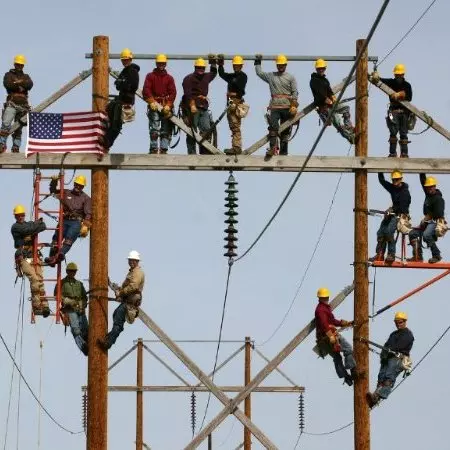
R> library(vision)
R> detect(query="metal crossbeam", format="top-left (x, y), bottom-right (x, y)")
top-left (82, 386), bottom-right (304, 393)
top-left (4, 154), bottom-right (450, 173)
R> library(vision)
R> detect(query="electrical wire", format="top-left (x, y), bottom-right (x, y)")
top-left (15, 284), bottom-right (26, 450)
top-left (198, 262), bottom-right (233, 431)
top-left (257, 144), bottom-right (352, 346)
top-left (293, 431), bottom-right (303, 449)
top-left (235, 0), bottom-right (391, 263)
top-left (303, 422), bottom-right (353, 436)
top-left (376, 0), bottom-right (439, 68)
top-left (217, 417), bottom-right (237, 448)
top-left (0, 331), bottom-right (84, 435)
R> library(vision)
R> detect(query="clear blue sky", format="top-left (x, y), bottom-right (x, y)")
top-left (1, 0), bottom-right (449, 449)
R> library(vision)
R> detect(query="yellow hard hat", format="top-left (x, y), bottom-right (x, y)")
top-left (120, 48), bottom-right (133, 60)
top-left (394, 311), bottom-right (408, 321)
top-left (391, 170), bottom-right (403, 180)
top-left (315, 58), bottom-right (327, 69)
top-left (14, 54), bottom-right (26, 65)
top-left (156, 53), bottom-right (167, 63)
top-left (276, 54), bottom-right (288, 65)
top-left (424, 176), bottom-right (437, 187)
top-left (13, 204), bottom-right (26, 215)
top-left (232, 55), bottom-right (244, 65)
top-left (74, 175), bottom-right (87, 186)
top-left (393, 64), bottom-right (406, 75)
top-left (317, 287), bottom-right (330, 298)
top-left (66, 262), bottom-right (78, 271)
top-left (194, 58), bottom-right (207, 68)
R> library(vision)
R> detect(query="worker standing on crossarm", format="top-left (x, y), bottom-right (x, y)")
top-left (181, 56), bottom-right (217, 154)
top-left (370, 64), bottom-right (413, 158)
top-left (101, 48), bottom-right (140, 150)
top-left (0, 55), bottom-right (33, 153)
top-left (255, 54), bottom-right (298, 156)
top-left (310, 59), bottom-right (355, 144)
top-left (366, 312), bottom-right (414, 408)
top-left (142, 54), bottom-right (177, 154)
top-left (408, 174), bottom-right (447, 263)
top-left (217, 54), bottom-right (248, 155)
top-left (98, 251), bottom-right (145, 350)
top-left (45, 175), bottom-right (92, 266)
top-left (369, 171), bottom-right (411, 263)
top-left (314, 287), bottom-right (355, 386)
top-left (11, 205), bottom-right (50, 317)
top-left (58, 262), bottom-right (89, 356)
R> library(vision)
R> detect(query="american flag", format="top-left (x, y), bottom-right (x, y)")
top-left (26, 111), bottom-right (107, 157)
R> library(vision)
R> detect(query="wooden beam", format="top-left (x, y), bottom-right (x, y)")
top-left (4, 153), bottom-right (450, 173)
top-left (244, 76), bottom-right (356, 155)
top-left (82, 386), bottom-right (305, 393)
top-left (370, 77), bottom-right (450, 141)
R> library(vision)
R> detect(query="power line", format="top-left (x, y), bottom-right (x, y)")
top-left (293, 431), bottom-right (303, 449)
top-left (236, 0), bottom-right (390, 263)
top-left (377, 0), bottom-right (439, 67)
top-left (0, 331), bottom-right (83, 435)
top-left (257, 144), bottom-right (352, 346)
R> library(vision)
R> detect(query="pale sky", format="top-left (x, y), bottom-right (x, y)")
top-left (1, 1), bottom-right (449, 449)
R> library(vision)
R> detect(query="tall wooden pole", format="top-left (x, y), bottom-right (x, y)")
top-left (244, 337), bottom-right (252, 450)
top-left (87, 35), bottom-right (109, 450)
top-left (354, 38), bottom-right (370, 450)
top-left (136, 339), bottom-right (144, 450)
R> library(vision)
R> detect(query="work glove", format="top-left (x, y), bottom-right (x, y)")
top-left (208, 53), bottom-right (217, 65)
top-left (189, 100), bottom-right (198, 114)
top-left (340, 320), bottom-right (354, 328)
top-left (149, 101), bottom-right (159, 111)
top-left (162, 105), bottom-right (172, 118)
top-left (217, 54), bottom-right (225, 66)
top-left (79, 219), bottom-right (91, 238)
top-left (254, 54), bottom-right (263, 66)
top-left (289, 105), bottom-right (297, 117)
top-left (370, 71), bottom-right (380, 83)
top-left (326, 330), bottom-right (337, 345)
top-left (389, 90), bottom-right (406, 102)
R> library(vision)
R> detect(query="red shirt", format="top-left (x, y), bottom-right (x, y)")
top-left (142, 69), bottom-right (177, 107)
top-left (315, 301), bottom-right (343, 339)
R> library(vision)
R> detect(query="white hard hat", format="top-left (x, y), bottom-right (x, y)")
top-left (128, 250), bottom-right (140, 260)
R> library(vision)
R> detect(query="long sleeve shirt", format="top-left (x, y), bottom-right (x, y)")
top-left (309, 72), bottom-right (333, 107)
top-left (420, 173), bottom-right (445, 219)
top-left (382, 328), bottom-right (414, 358)
top-left (381, 77), bottom-right (412, 112)
top-left (142, 69), bottom-right (177, 107)
top-left (121, 266), bottom-right (145, 297)
top-left (182, 68), bottom-right (217, 109)
top-left (378, 173), bottom-right (411, 215)
top-left (3, 69), bottom-right (33, 105)
top-left (11, 220), bottom-right (46, 257)
top-left (315, 302), bottom-right (343, 339)
top-left (50, 183), bottom-right (92, 221)
top-left (255, 65), bottom-right (298, 109)
top-left (114, 63), bottom-right (140, 105)
top-left (57, 276), bottom-right (88, 301)
top-left (218, 66), bottom-right (247, 98)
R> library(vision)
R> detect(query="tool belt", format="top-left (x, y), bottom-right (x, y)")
top-left (64, 213), bottom-right (83, 221)
top-left (121, 103), bottom-right (135, 123)
top-left (397, 213), bottom-right (412, 234)
top-left (122, 292), bottom-right (142, 324)
top-left (435, 218), bottom-right (448, 238)
top-left (62, 296), bottom-right (86, 314)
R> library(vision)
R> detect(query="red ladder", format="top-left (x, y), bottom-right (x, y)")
top-left (31, 169), bottom-right (65, 323)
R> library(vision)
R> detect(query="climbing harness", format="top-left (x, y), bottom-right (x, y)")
top-left (198, 101), bottom-right (230, 145)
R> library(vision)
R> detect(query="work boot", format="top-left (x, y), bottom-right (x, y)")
top-left (224, 147), bottom-right (242, 155)
top-left (399, 139), bottom-right (409, 158)
top-left (400, 152), bottom-right (409, 158)
top-left (81, 343), bottom-right (89, 356)
top-left (344, 373), bottom-right (353, 386)
top-left (97, 337), bottom-right (111, 351)
top-left (148, 148), bottom-right (158, 154)
top-left (266, 146), bottom-right (279, 157)
top-left (279, 142), bottom-right (288, 155)
top-left (42, 306), bottom-right (50, 318)
top-left (369, 239), bottom-right (386, 262)
top-left (44, 256), bottom-right (57, 267)
top-left (366, 392), bottom-right (380, 408)
top-left (11, 146), bottom-right (20, 153)
top-left (0, 143), bottom-right (6, 154)
top-left (429, 255), bottom-right (442, 264)
top-left (385, 253), bottom-right (395, 263)
top-left (56, 253), bottom-right (65, 263)
top-left (407, 240), bottom-right (423, 262)
top-left (159, 148), bottom-right (168, 154)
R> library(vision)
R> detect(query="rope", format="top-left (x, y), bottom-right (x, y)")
top-left (409, 110), bottom-right (434, 135)
top-left (198, 261), bottom-right (233, 431)
top-left (236, 0), bottom-right (390, 262)
top-left (0, 331), bottom-right (84, 435)
top-left (376, 0), bottom-right (439, 68)
top-left (15, 286), bottom-right (26, 450)
top-left (257, 143), bottom-right (352, 346)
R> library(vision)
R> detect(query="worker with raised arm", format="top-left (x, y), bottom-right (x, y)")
top-left (310, 59), bottom-right (355, 144)
top-left (408, 174), bottom-right (447, 263)
top-left (367, 311), bottom-right (414, 408)
top-left (217, 54), bottom-right (248, 155)
top-left (11, 205), bottom-right (50, 317)
top-left (371, 64), bottom-right (413, 158)
top-left (45, 175), bottom-right (92, 266)
top-left (58, 262), bottom-right (89, 356)
top-left (98, 251), bottom-right (145, 350)
top-left (255, 54), bottom-right (298, 156)
top-left (369, 170), bottom-right (411, 263)
top-left (0, 55), bottom-right (33, 153)
top-left (314, 287), bottom-right (355, 386)
top-left (142, 54), bottom-right (177, 154)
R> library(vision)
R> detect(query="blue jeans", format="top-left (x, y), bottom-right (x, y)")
top-left (318, 103), bottom-right (354, 143)
top-left (377, 215), bottom-right (398, 254)
top-left (321, 335), bottom-right (356, 379)
top-left (51, 219), bottom-right (81, 256)
top-left (67, 311), bottom-right (89, 352)
top-left (185, 109), bottom-right (212, 154)
top-left (106, 303), bottom-right (127, 347)
top-left (375, 357), bottom-right (404, 399)
top-left (409, 221), bottom-right (439, 258)
top-left (0, 104), bottom-right (24, 148)
top-left (148, 110), bottom-right (172, 151)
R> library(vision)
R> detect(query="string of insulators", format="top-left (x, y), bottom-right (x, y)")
top-left (82, 392), bottom-right (88, 433)
top-left (190, 391), bottom-right (197, 437)
top-left (298, 392), bottom-right (305, 433)
top-left (224, 171), bottom-right (238, 259)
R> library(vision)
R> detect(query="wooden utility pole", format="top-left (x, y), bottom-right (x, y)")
top-left (244, 337), bottom-right (252, 450)
top-left (354, 38), bottom-right (370, 450)
top-left (87, 35), bottom-right (109, 450)
top-left (136, 339), bottom-right (144, 450)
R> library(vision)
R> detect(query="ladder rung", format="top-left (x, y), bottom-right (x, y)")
top-left (39, 210), bottom-right (60, 214)
top-left (46, 227), bottom-right (58, 230)
top-left (42, 279), bottom-right (58, 282)
top-left (41, 176), bottom-right (61, 180)
top-left (39, 193), bottom-right (51, 196)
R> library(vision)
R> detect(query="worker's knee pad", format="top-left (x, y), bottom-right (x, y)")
top-left (399, 139), bottom-right (409, 145)
top-left (382, 380), bottom-right (393, 387)
top-left (389, 136), bottom-right (398, 144)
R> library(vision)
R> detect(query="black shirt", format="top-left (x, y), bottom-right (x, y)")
top-left (420, 174), bottom-right (445, 219)
top-left (115, 63), bottom-right (140, 105)
top-left (218, 66), bottom-right (247, 98)
top-left (383, 327), bottom-right (414, 357)
top-left (381, 77), bottom-right (412, 112)
top-left (378, 173), bottom-right (411, 215)
top-left (310, 72), bottom-right (333, 107)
